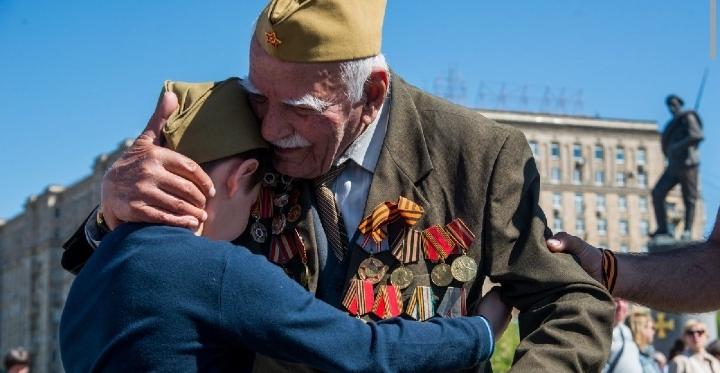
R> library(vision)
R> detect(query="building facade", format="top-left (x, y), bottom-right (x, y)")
top-left (0, 111), bottom-right (705, 372)
top-left (480, 110), bottom-right (705, 252)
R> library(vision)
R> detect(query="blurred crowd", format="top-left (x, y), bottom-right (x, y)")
top-left (606, 298), bottom-right (720, 373)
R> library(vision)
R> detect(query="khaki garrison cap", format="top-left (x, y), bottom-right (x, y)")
top-left (254, 0), bottom-right (387, 62)
top-left (162, 77), bottom-right (269, 165)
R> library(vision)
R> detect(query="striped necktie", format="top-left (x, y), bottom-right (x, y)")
top-left (314, 163), bottom-right (349, 261)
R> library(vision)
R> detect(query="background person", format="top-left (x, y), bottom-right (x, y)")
top-left (669, 320), bottom-right (720, 373)
top-left (3, 347), bottom-right (30, 373)
top-left (631, 311), bottom-right (661, 373)
top-left (604, 298), bottom-right (643, 373)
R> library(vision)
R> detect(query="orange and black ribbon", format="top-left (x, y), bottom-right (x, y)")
top-left (601, 248), bottom-right (618, 294)
top-left (391, 228), bottom-right (423, 264)
top-left (358, 196), bottom-right (424, 245)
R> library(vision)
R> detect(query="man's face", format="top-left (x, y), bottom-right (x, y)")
top-left (247, 40), bottom-right (365, 179)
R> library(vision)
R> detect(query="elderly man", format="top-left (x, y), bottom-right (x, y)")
top-left (62, 1), bottom-right (614, 372)
top-left (548, 207), bottom-right (720, 313)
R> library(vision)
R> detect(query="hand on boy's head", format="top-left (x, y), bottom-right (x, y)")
top-left (100, 91), bottom-right (216, 230)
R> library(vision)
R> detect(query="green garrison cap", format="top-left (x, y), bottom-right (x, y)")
top-left (162, 77), bottom-right (269, 165)
top-left (254, 0), bottom-right (386, 62)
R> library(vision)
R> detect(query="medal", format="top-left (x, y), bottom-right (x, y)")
top-left (271, 214), bottom-right (286, 235)
top-left (372, 284), bottom-right (403, 319)
top-left (445, 218), bottom-right (475, 250)
top-left (262, 172), bottom-right (277, 187)
top-left (250, 221), bottom-right (268, 243)
top-left (342, 279), bottom-right (375, 316)
top-left (358, 257), bottom-right (388, 284)
top-left (390, 266), bottom-right (414, 289)
top-left (437, 287), bottom-right (467, 317)
top-left (431, 262), bottom-right (453, 287)
top-left (405, 286), bottom-right (434, 321)
top-left (423, 225), bottom-right (457, 262)
top-left (273, 193), bottom-right (289, 207)
top-left (300, 264), bottom-right (310, 288)
top-left (450, 255), bottom-right (478, 283)
top-left (287, 204), bottom-right (302, 223)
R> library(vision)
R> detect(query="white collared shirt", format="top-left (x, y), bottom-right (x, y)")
top-left (333, 98), bottom-right (390, 252)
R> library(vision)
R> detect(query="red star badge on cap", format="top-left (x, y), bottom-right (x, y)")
top-left (265, 31), bottom-right (282, 48)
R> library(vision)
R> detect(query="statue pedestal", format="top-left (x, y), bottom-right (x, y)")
top-left (648, 238), bottom-right (717, 356)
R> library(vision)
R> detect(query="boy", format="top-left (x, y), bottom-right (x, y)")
top-left (60, 78), bottom-right (507, 372)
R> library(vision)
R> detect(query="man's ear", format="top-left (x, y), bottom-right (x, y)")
top-left (226, 158), bottom-right (260, 198)
top-left (360, 69), bottom-right (389, 125)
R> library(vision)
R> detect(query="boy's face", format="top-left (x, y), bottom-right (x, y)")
top-left (200, 157), bottom-right (261, 241)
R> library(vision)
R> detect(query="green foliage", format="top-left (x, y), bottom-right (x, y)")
top-left (491, 319), bottom-right (520, 373)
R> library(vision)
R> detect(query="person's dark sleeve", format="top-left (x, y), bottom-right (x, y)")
top-left (62, 208), bottom-right (104, 274)
top-left (218, 248), bottom-right (494, 373)
top-left (483, 129), bottom-right (614, 372)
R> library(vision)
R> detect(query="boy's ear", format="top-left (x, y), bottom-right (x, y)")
top-left (226, 158), bottom-right (260, 197)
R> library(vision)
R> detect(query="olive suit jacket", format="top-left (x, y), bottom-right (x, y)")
top-left (62, 76), bottom-right (613, 372)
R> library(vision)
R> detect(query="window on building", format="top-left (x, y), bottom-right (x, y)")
top-left (576, 218), bottom-right (585, 233)
top-left (619, 245), bottom-right (629, 253)
top-left (575, 193), bottom-right (584, 213)
top-left (572, 167), bottom-right (582, 184)
top-left (553, 215), bottom-right (563, 232)
top-left (595, 171), bottom-right (605, 186)
top-left (618, 195), bottom-right (627, 211)
top-left (638, 171), bottom-right (647, 188)
top-left (596, 194), bottom-right (606, 211)
top-left (529, 141), bottom-right (540, 158)
top-left (553, 192), bottom-right (562, 209)
top-left (598, 219), bottom-right (607, 236)
top-left (639, 196), bottom-right (648, 212)
top-left (616, 146), bottom-right (625, 163)
top-left (551, 142), bottom-right (560, 159)
top-left (640, 219), bottom-right (649, 236)
top-left (594, 145), bottom-right (604, 161)
top-left (551, 167), bottom-right (561, 183)
top-left (573, 143), bottom-right (582, 159)
top-left (637, 147), bottom-right (646, 165)
top-left (615, 171), bottom-right (626, 186)
top-left (619, 220), bottom-right (629, 235)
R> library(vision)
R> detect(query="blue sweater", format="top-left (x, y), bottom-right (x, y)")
top-left (60, 224), bottom-right (493, 372)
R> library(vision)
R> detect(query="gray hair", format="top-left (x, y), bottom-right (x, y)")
top-left (339, 53), bottom-right (390, 104)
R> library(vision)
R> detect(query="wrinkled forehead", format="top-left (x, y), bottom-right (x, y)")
top-left (248, 38), bottom-right (345, 99)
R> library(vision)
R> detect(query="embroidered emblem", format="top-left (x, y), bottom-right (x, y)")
top-left (265, 31), bottom-right (282, 47)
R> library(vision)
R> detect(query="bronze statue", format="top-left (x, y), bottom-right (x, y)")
top-left (652, 94), bottom-right (704, 239)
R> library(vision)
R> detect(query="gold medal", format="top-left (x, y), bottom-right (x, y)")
top-left (358, 257), bottom-right (388, 284)
top-left (287, 204), bottom-right (302, 223)
top-left (431, 262), bottom-right (453, 287)
top-left (390, 266), bottom-right (414, 289)
top-left (300, 264), bottom-right (310, 288)
top-left (450, 255), bottom-right (478, 283)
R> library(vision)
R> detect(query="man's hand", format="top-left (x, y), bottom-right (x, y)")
top-left (100, 91), bottom-right (215, 230)
top-left (546, 232), bottom-right (603, 284)
top-left (474, 287), bottom-right (512, 339)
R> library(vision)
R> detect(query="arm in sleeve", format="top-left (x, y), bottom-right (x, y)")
top-left (61, 207), bottom-right (106, 274)
top-left (482, 129), bottom-right (614, 372)
top-left (218, 249), bottom-right (494, 373)
top-left (669, 112), bottom-right (704, 154)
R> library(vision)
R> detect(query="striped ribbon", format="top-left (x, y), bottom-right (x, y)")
top-left (371, 284), bottom-right (403, 319)
top-left (445, 218), bottom-right (475, 250)
top-left (436, 287), bottom-right (467, 317)
top-left (422, 225), bottom-right (457, 262)
top-left (391, 228), bottom-right (423, 264)
top-left (358, 196), bottom-right (424, 244)
top-left (342, 279), bottom-right (375, 316)
top-left (405, 286), bottom-right (434, 321)
top-left (268, 229), bottom-right (303, 265)
top-left (257, 187), bottom-right (274, 219)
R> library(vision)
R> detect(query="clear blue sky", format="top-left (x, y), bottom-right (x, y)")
top-left (1, 0), bottom-right (718, 235)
